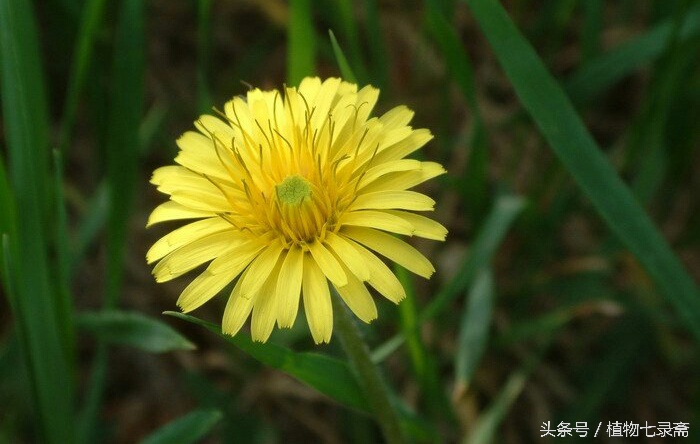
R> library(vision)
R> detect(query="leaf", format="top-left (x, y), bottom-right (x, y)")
top-left (329, 29), bottom-right (357, 83)
top-left (464, 351), bottom-right (541, 444)
top-left (565, 5), bottom-right (700, 105)
top-left (57, 0), bottom-right (108, 153)
top-left (465, 0), bottom-right (700, 342)
top-left (0, 156), bottom-right (15, 286)
top-left (455, 268), bottom-right (494, 391)
top-left (105, 0), bottom-right (145, 308)
top-left (372, 194), bottom-right (524, 363)
top-left (166, 311), bottom-right (368, 410)
top-left (287, 0), bottom-right (315, 85)
top-left (425, 0), bottom-right (489, 214)
top-left (196, 0), bottom-right (213, 113)
top-left (330, 0), bottom-right (367, 82)
top-left (421, 193), bottom-right (524, 322)
top-left (0, 0), bottom-right (75, 442)
top-left (140, 409), bottom-right (223, 444)
top-left (363, 0), bottom-right (388, 90)
top-left (396, 266), bottom-right (457, 425)
top-left (77, 311), bottom-right (195, 353)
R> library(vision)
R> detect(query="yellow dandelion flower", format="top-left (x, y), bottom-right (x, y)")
top-left (147, 77), bottom-right (447, 344)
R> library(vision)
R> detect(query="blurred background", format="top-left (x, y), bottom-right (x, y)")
top-left (1, 0), bottom-right (699, 442)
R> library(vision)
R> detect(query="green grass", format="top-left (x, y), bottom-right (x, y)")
top-left (466, 0), bottom-right (700, 342)
top-left (1, 0), bottom-right (699, 442)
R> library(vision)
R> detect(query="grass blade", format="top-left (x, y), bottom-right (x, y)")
top-left (425, 0), bottom-right (489, 215)
top-left (421, 193), bottom-right (524, 322)
top-left (78, 0), bottom-right (144, 440)
top-left (364, 0), bottom-right (388, 90)
top-left (581, 0), bottom-right (602, 62)
top-left (565, 5), bottom-right (700, 105)
top-left (465, 0), bottom-right (700, 342)
top-left (329, 29), bottom-right (357, 83)
top-left (140, 409), bottom-right (223, 444)
top-left (167, 311), bottom-right (369, 411)
top-left (287, 0), bottom-right (315, 85)
top-left (0, 0), bottom-right (75, 441)
top-left (166, 311), bottom-right (438, 440)
top-left (455, 268), bottom-right (494, 393)
top-left (464, 350), bottom-right (541, 444)
top-left (396, 266), bottom-right (457, 426)
top-left (196, 0), bottom-right (212, 113)
top-left (372, 194), bottom-right (524, 362)
top-left (69, 181), bottom-right (109, 276)
top-left (52, 149), bottom-right (76, 366)
top-left (105, 0), bottom-right (144, 307)
top-left (57, 0), bottom-right (107, 153)
top-left (0, 156), bottom-right (15, 284)
top-left (330, 0), bottom-right (367, 82)
top-left (77, 311), bottom-right (196, 353)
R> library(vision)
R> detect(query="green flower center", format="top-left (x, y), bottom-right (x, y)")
top-left (276, 175), bottom-right (312, 206)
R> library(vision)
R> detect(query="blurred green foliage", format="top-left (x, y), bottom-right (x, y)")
top-left (1, 0), bottom-right (699, 442)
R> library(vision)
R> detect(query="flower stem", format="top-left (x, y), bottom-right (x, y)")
top-left (331, 291), bottom-right (405, 444)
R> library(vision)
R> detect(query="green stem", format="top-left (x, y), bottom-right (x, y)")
top-left (331, 291), bottom-right (405, 444)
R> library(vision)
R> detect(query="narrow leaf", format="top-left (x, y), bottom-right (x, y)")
top-left (329, 29), bottom-right (357, 83)
top-left (422, 194), bottom-right (524, 322)
top-left (287, 0), bottom-right (315, 85)
top-left (105, 0), bottom-right (145, 307)
top-left (166, 311), bottom-right (368, 411)
top-left (455, 268), bottom-right (494, 391)
top-left (0, 0), bottom-right (75, 441)
top-left (464, 353), bottom-right (539, 444)
top-left (140, 409), bottom-right (223, 444)
top-left (465, 0), bottom-right (700, 342)
top-left (77, 311), bottom-right (195, 353)
top-left (373, 194), bottom-right (524, 362)
top-left (57, 0), bottom-right (108, 153)
top-left (565, 5), bottom-right (700, 104)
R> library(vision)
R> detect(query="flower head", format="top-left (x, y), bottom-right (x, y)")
top-left (147, 77), bottom-right (446, 343)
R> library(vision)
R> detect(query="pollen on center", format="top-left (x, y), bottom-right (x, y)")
top-left (276, 175), bottom-right (312, 206)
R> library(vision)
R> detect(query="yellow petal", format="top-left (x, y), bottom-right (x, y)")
top-left (152, 166), bottom-right (232, 212)
top-left (350, 190), bottom-right (435, 212)
top-left (207, 238), bottom-right (268, 274)
top-left (222, 269), bottom-right (255, 336)
top-left (354, 85), bottom-right (380, 124)
top-left (374, 128), bottom-right (433, 163)
top-left (176, 238), bottom-right (267, 311)
top-left (333, 266), bottom-right (377, 324)
top-left (298, 77), bottom-right (322, 102)
top-left (358, 159), bottom-right (421, 189)
top-left (341, 210), bottom-right (414, 237)
top-left (310, 78), bottom-right (342, 130)
top-left (344, 237), bottom-right (405, 303)
top-left (177, 267), bottom-right (235, 313)
top-left (147, 217), bottom-right (231, 264)
top-left (251, 261), bottom-right (282, 342)
top-left (379, 105), bottom-right (414, 129)
top-left (308, 239), bottom-right (347, 287)
top-left (237, 240), bottom-right (284, 299)
top-left (343, 226), bottom-right (435, 278)
top-left (385, 210), bottom-right (448, 241)
top-left (194, 114), bottom-right (236, 141)
top-left (361, 161), bottom-right (446, 193)
top-left (302, 257), bottom-right (333, 344)
top-left (146, 201), bottom-right (212, 227)
top-left (152, 231), bottom-right (240, 282)
top-left (223, 96), bottom-right (256, 142)
top-left (174, 131), bottom-right (232, 182)
top-left (276, 246), bottom-right (304, 328)
top-left (324, 232), bottom-right (370, 281)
